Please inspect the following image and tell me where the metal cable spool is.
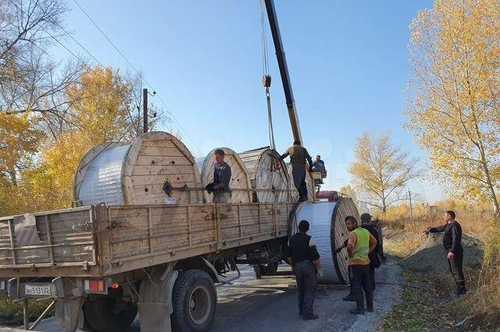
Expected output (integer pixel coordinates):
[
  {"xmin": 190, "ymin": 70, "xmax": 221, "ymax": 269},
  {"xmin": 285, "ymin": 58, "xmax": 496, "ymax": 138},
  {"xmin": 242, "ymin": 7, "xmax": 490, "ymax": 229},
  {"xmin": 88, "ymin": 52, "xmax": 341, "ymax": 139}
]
[
  {"xmin": 239, "ymin": 147, "xmax": 290, "ymax": 203},
  {"xmin": 199, "ymin": 147, "xmax": 252, "ymax": 203},
  {"xmin": 292, "ymin": 197, "xmax": 360, "ymax": 283},
  {"xmin": 74, "ymin": 131, "xmax": 203, "ymax": 205}
]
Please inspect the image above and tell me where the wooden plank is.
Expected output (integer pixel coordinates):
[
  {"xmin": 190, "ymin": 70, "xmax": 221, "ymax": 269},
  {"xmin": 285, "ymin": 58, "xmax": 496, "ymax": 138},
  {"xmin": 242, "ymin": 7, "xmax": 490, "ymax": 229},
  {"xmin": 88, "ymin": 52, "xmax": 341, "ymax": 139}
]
[
  {"xmin": 147, "ymin": 207, "xmax": 152, "ymax": 253},
  {"xmin": 7, "ymin": 220, "xmax": 16, "ymax": 265},
  {"xmin": 187, "ymin": 206, "xmax": 192, "ymax": 247},
  {"xmin": 237, "ymin": 205, "xmax": 241, "ymax": 238},
  {"xmin": 44, "ymin": 215, "xmax": 55, "ymax": 265},
  {"xmin": 0, "ymin": 200, "xmax": 297, "ymax": 278},
  {"xmin": 135, "ymin": 154, "xmax": 193, "ymax": 166},
  {"xmin": 140, "ymin": 139, "xmax": 178, "ymax": 147}
]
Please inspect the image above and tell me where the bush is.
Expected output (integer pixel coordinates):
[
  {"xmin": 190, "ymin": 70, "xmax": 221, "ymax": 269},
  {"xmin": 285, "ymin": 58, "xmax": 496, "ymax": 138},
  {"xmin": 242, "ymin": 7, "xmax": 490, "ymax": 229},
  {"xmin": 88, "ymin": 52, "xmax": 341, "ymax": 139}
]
[
  {"xmin": 0, "ymin": 295, "xmax": 54, "ymax": 326},
  {"xmin": 465, "ymin": 221, "xmax": 500, "ymax": 317}
]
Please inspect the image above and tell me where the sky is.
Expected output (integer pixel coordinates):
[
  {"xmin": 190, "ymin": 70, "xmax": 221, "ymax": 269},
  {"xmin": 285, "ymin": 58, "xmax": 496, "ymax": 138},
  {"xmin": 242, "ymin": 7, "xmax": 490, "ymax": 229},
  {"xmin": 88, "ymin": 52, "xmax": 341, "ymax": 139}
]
[{"xmin": 51, "ymin": 0, "xmax": 445, "ymax": 202}]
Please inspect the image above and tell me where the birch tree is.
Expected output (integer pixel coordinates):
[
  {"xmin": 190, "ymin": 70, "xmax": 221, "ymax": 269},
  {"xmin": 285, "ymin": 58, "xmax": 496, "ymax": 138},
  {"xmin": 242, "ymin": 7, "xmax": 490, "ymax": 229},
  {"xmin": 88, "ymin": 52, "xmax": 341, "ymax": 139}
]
[
  {"xmin": 349, "ymin": 133, "xmax": 420, "ymax": 213},
  {"xmin": 408, "ymin": 0, "xmax": 499, "ymax": 215}
]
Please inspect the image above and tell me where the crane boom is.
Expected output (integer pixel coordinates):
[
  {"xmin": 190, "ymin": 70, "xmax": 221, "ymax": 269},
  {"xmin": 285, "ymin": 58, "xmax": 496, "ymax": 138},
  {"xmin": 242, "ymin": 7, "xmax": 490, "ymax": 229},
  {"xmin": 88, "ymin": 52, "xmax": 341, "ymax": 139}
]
[{"xmin": 263, "ymin": 0, "xmax": 303, "ymax": 145}]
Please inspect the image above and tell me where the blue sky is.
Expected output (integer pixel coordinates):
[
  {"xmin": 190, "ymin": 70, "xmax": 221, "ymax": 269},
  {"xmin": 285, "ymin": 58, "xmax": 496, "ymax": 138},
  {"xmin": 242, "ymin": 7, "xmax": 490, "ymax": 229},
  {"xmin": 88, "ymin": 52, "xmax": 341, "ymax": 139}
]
[{"xmin": 53, "ymin": 0, "xmax": 444, "ymax": 202}]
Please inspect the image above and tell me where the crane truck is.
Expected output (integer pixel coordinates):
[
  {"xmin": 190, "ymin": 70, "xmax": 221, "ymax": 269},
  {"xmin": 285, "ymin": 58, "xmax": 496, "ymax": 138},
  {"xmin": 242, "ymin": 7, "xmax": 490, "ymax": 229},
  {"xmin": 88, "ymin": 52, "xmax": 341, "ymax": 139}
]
[{"xmin": 0, "ymin": 1, "xmax": 344, "ymax": 331}]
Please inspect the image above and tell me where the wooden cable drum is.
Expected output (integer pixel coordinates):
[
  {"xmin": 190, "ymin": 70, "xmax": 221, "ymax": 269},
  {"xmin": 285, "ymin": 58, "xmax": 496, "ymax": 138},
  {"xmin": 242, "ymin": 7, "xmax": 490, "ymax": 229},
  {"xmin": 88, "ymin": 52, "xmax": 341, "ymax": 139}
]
[
  {"xmin": 292, "ymin": 197, "xmax": 360, "ymax": 283},
  {"xmin": 199, "ymin": 147, "xmax": 252, "ymax": 203},
  {"xmin": 239, "ymin": 147, "xmax": 290, "ymax": 203},
  {"xmin": 74, "ymin": 131, "xmax": 203, "ymax": 205},
  {"xmin": 305, "ymin": 169, "xmax": 315, "ymax": 200},
  {"xmin": 286, "ymin": 164, "xmax": 315, "ymax": 202}
]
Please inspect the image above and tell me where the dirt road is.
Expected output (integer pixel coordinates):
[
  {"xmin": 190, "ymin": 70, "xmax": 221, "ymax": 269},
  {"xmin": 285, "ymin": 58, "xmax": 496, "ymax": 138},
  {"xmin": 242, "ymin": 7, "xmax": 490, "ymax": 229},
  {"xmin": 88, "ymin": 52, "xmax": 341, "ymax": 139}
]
[{"xmin": 30, "ymin": 260, "xmax": 402, "ymax": 332}]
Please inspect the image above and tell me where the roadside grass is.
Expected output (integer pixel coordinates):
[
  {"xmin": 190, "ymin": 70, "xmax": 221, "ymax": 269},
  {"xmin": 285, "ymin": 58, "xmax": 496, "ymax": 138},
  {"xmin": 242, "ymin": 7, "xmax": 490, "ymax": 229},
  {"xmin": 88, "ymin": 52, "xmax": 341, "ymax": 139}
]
[
  {"xmin": 381, "ymin": 211, "xmax": 499, "ymax": 332},
  {"xmin": 0, "ymin": 295, "xmax": 54, "ymax": 326}
]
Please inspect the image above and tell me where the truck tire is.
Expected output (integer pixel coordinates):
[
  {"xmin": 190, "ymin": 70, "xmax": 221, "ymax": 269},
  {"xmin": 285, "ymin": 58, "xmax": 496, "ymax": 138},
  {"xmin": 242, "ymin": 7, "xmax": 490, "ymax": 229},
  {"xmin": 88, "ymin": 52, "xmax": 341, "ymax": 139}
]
[
  {"xmin": 172, "ymin": 270, "xmax": 217, "ymax": 332},
  {"xmin": 83, "ymin": 297, "xmax": 137, "ymax": 332},
  {"xmin": 254, "ymin": 265, "xmax": 263, "ymax": 279},
  {"xmin": 254, "ymin": 262, "xmax": 278, "ymax": 278},
  {"xmin": 264, "ymin": 262, "xmax": 279, "ymax": 274}
]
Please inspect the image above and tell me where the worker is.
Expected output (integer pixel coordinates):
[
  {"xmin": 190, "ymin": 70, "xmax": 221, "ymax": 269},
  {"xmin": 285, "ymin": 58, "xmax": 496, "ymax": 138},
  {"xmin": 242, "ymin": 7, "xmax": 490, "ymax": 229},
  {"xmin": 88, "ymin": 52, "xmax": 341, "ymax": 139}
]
[
  {"xmin": 340, "ymin": 213, "xmax": 381, "ymax": 302},
  {"xmin": 345, "ymin": 216, "xmax": 377, "ymax": 315},
  {"xmin": 312, "ymin": 155, "xmax": 326, "ymax": 178},
  {"xmin": 372, "ymin": 218, "xmax": 386, "ymax": 262},
  {"xmin": 205, "ymin": 149, "xmax": 232, "ymax": 203},
  {"xmin": 425, "ymin": 210, "xmax": 467, "ymax": 295},
  {"xmin": 360, "ymin": 213, "xmax": 382, "ymax": 291},
  {"xmin": 288, "ymin": 220, "xmax": 320, "ymax": 320},
  {"xmin": 281, "ymin": 141, "xmax": 313, "ymax": 202}
]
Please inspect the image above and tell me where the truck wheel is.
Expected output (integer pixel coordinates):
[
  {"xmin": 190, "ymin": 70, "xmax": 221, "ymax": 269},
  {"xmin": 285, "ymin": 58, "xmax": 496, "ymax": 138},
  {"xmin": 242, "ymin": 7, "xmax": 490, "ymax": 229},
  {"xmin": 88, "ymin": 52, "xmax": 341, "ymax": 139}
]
[
  {"xmin": 254, "ymin": 265, "xmax": 263, "ymax": 279},
  {"xmin": 264, "ymin": 262, "xmax": 279, "ymax": 274},
  {"xmin": 83, "ymin": 297, "xmax": 137, "ymax": 332},
  {"xmin": 254, "ymin": 263, "xmax": 278, "ymax": 278},
  {"xmin": 172, "ymin": 270, "xmax": 216, "ymax": 332}
]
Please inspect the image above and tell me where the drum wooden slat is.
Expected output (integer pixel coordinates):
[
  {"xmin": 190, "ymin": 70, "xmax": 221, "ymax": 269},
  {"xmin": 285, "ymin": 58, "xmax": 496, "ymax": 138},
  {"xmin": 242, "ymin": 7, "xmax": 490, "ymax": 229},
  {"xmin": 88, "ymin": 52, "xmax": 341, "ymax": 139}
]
[
  {"xmin": 239, "ymin": 148, "xmax": 289, "ymax": 203},
  {"xmin": 331, "ymin": 197, "xmax": 359, "ymax": 284},
  {"xmin": 75, "ymin": 131, "xmax": 203, "ymax": 205},
  {"xmin": 199, "ymin": 148, "xmax": 252, "ymax": 203}
]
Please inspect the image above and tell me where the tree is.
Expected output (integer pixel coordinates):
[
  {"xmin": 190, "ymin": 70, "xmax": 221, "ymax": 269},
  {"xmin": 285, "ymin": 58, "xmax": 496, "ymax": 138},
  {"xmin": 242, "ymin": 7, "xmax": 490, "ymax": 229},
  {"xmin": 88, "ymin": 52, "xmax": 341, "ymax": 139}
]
[
  {"xmin": 0, "ymin": 112, "xmax": 43, "ymax": 183},
  {"xmin": 0, "ymin": 66, "xmax": 160, "ymax": 214},
  {"xmin": 1, "ymin": 0, "xmax": 81, "ymax": 123},
  {"xmin": 408, "ymin": 0, "xmax": 499, "ymax": 215},
  {"xmin": 340, "ymin": 185, "xmax": 357, "ymax": 201},
  {"xmin": 28, "ymin": 67, "xmax": 154, "ymax": 208},
  {"xmin": 349, "ymin": 133, "xmax": 420, "ymax": 213}
]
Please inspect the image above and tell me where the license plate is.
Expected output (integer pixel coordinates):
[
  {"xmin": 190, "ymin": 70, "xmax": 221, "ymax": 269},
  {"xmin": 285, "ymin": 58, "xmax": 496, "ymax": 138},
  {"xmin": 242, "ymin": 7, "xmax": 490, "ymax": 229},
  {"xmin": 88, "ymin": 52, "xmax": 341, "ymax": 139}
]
[{"xmin": 24, "ymin": 284, "xmax": 51, "ymax": 296}]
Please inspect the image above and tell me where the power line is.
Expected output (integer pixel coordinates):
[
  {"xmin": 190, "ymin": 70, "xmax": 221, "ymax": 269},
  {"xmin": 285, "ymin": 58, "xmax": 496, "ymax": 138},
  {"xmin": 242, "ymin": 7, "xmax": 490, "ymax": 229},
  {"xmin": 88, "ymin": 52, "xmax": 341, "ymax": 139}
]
[
  {"xmin": 71, "ymin": 0, "xmax": 143, "ymax": 78},
  {"xmin": 51, "ymin": 22, "xmax": 104, "ymax": 66},
  {"xmin": 11, "ymin": 0, "xmax": 203, "ymax": 155},
  {"xmin": 154, "ymin": 93, "xmax": 203, "ymax": 157},
  {"xmin": 6, "ymin": 0, "xmax": 87, "ymax": 64}
]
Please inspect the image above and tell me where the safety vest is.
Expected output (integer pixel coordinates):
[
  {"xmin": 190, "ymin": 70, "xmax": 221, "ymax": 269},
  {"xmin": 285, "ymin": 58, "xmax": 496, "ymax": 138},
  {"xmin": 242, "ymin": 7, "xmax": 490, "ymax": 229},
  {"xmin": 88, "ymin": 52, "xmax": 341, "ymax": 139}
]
[{"xmin": 349, "ymin": 227, "xmax": 370, "ymax": 266}]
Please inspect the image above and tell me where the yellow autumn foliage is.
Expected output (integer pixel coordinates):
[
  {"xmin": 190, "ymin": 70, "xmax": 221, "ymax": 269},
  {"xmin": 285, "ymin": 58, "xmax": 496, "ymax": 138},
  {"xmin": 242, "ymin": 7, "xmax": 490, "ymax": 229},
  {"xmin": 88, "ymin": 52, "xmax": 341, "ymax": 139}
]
[
  {"xmin": 0, "ymin": 112, "xmax": 43, "ymax": 179},
  {"xmin": 349, "ymin": 133, "xmax": 419, "ymax": 212},
  {"xmin": 408, "ymin": 0, "xmax": 499, "ymax": 215},
  {"xmin": 0, "ymin": 66, "xmax": 142, "ymax": 215}
]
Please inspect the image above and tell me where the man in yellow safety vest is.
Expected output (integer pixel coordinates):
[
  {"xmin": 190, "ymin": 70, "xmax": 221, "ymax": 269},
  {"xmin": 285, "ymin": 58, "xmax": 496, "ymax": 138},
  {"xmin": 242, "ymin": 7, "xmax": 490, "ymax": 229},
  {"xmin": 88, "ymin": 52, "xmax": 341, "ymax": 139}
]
[{"xmin": 345, "ymin": 215, "xmax": 378, "ymax": 315}]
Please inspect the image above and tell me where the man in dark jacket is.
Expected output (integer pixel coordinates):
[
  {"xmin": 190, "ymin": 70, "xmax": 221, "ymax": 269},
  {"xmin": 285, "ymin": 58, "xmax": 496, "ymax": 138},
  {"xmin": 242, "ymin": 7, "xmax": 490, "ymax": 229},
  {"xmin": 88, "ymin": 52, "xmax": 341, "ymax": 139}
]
[
  {"xmin": 426, "ymin": 210, "xmax": 467, "ymax": 295},
  {"xmin": 360, "ymin": 213, "xmax": 381, "ymax": 291},
  {"xmin": 281, "ymin": 141, "xmax": 313, "ymax": 202},
  {"xmin": 288, "ymin": 220, "xmax": 320, "ymax": 320},
  {"xmin": 207, "ymin": 149, "xmax": 232, "ymax": 203}
]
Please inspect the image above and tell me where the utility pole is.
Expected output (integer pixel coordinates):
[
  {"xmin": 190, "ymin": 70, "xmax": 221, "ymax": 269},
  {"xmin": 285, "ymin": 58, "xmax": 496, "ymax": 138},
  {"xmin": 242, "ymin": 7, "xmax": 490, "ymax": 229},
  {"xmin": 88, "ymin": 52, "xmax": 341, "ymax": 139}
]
[{"xmin": 143, "ymin": 88, "xmax": 148, "ymax": 133}]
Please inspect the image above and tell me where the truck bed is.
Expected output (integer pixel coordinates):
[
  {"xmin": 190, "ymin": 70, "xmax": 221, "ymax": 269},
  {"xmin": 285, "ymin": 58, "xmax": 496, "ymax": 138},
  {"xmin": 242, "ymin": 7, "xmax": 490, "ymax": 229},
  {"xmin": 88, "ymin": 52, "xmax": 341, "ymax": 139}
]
[{"xmin": 0, "ymin": 203, "xmax": 294, "ymax": 278}]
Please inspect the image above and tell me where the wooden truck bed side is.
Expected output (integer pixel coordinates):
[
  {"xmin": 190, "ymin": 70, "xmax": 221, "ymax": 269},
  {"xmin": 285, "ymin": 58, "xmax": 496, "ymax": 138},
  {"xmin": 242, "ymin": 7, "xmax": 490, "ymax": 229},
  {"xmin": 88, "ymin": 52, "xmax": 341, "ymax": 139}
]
[
  {"xmin": 0, "ymin": 203, "xmax": 294, "ymax": 278},
  {"xmin": 0, "ymin": 206, "xmax": 97, "ymax": 277}
]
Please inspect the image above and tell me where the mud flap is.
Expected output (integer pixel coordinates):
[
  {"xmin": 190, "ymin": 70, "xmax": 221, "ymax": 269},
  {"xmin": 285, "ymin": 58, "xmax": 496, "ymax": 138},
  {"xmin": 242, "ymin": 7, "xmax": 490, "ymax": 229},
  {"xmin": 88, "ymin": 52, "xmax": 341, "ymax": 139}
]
[
  {"xmin": 138, "ymin": 264, "xmax": 178, "ymax": 332},
  {"xmin": 54, "ymin": 279, "xmax": 84, "ymax": 332}
]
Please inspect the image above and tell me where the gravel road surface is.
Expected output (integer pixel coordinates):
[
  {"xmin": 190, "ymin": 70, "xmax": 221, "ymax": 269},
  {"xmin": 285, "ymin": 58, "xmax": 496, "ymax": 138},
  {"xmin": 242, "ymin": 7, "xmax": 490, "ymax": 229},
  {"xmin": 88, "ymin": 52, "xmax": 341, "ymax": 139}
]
[{"xmin": 19, "ymin": 259, "xmax": 403, "ymax": 332}]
